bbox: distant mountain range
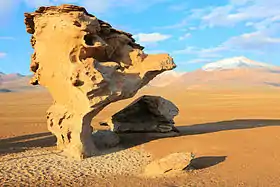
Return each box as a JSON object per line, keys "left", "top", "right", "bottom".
{"left": 202, "top": 56, "right": 279, "bottom": 71}
{"left": 0, "top": 73, "right": 40, "bottom": 92}
{"left": 150, "top": 56, "right": 280, "bottom": 89}
{"left": 1, "top": 56, "right": 280, "bottom": 92}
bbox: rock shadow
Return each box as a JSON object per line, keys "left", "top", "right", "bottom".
{"left": 176, "top": 119, "right": 280, "bottom": 136}
{"left": 119, "top": 119, "right": 280, "bottom": 149}
{"left": 188, "top": 156, "right": 227, "bottom": 170}
{"left": 0, "top": 132, "right": 55, "bottom": 156}
{"left": 1, "top": 119, "right": 280, "bottom": 157}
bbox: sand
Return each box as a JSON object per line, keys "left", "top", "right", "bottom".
{"left": 1, "top": 87, "right": 280, "bottom": 186}
{"left": 0, "top": 148, "right": 151, "bottom": 186}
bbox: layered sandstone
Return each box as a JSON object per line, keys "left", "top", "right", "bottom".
{"left": 24, "top": 4, "right": 176, "bottom": 159}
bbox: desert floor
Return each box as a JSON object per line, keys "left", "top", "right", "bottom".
{"left": 1, "top": 87, "right": 280, "bottom": 186}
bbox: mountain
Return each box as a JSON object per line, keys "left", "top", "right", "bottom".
{"left": 1, "top": 56, "right": 280, "bottom": 92}
{"left": 1, "top": 73, "right": 25, "bottom": 81}
{"left": 151, "top": 56, "right": 280, "bottom": 89}
{"left": 202, "top": 56, "right": 278, "bottom": 71}
{"left": 0, "top": 73, "right": 41, "bottom": 92}
{"left": 149, "top": 70, "right": 184, "bottom": 87}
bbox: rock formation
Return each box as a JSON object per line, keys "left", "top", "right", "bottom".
{"left": 24, "top": 5, "right": 176, "bottom": 159}
{"left": 92, "top": 130, "right": 120, "bottom": 149}
{"left": 100, "top": 95, "right": 179, "bottom": 133}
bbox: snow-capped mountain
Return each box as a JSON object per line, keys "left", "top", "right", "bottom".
{"left": 150, "top": 56, "right": 280, "bottom": 89}
{"left": 202, "top": 56, "right": 278, "bottom": 71}
{"left": 149, "top": 70, "right": 184, "bottom": 87}
{"left": 1, "top": 56, "right": 280, "bottom": 91}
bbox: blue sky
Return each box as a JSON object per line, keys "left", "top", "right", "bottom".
{"left": 0, "top": 0, "right": 280, "bottom": 74}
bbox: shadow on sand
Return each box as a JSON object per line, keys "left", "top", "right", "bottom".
{"left": 0, "top": 132, "right": 55, "bottom": 155}
{"left": 176, "top": 119, "right": 280, "bottom": 136}
{"left": 118, "top": 119, "right": 280, "bottom": 148}
{"left": 189, "top": 156, "right": 227, "bottom": 170}
{"left": 1, "top": 119, "right": 280, "bottom": 168}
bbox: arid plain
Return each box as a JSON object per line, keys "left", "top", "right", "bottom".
{"left": 1, "top": 86, "right": 280, "bottom": 186}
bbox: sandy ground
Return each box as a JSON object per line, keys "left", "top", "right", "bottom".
{"left": 1, "top": 87, "right": 280, "bottom": 186}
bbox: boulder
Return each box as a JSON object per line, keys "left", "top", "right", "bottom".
{"left": 92, "top": 130, "right": 120, "bottom": 149}
{"left": 100, "top": 95, "right": 179, "bottom": 133}
{"left": 144, "top": 152, "right": 194, "bottom": 176}
{"left": 24, "top": 4, "right": 176, "bottom": 159}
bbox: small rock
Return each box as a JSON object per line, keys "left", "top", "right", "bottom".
{"left": 144, "top": 152, "right": 194, "bottom": 176}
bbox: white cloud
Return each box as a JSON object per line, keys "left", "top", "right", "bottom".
{"left": 173, "top": 46, "right": 195, "bottom": 54}
{"left": 247, "top": 15, "right": 280, "bottom": 30}
{"left": 174, "top": 46, "right": 227, "bottom": 58}
{"left": 188, "top": 58, "right": 213, "bottom": 64}
{"left": 155, "top": 19, "right": 188, "bottom": 30}
{"left": 199, "top": 46, "right": 228, "bottom": 58}
{"left": 201, "top": 5, "right": 235, "bottom": 27}
{"left": 179, "top": 33, "right": 191, "bottom": 40}
{"left": 0, "top": 52, "right": 7, "bottom": 58}
{"left": 225, "top": 31, "right": 280, "bottom": 52}
{"left": 223, "top": 21, "right": 280, "bottom": 53}
{"left": 175, "top": 21, "right": 280, "bottom": 59}
{"left": 134, "top": 33, "right": 171, "bottom": 43}
{"left": 192, "top": 0, "right": 280, "bottom": 28}
{"left": 175, "top": 28, "right": 280, "bottom": 58}
{"left": 189, "top": 7, "right": 213, "bottom": 19}
{"left": 173, "top": 1, "right": 280, "bottom": 57}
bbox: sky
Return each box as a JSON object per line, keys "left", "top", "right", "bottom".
{"left": 0, "top": 0, "right": 280, "bottom": 74}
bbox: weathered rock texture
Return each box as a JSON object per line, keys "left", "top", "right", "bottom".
{"left": 92, "top": 130, "right": 120, "bottom": 149}
{"left": 100, "top": 95, "right": 179, "bottom": 133}
{"left": 24, "top": 5, "right": 176, "bottom": 159}
{"left": 144, "top": 152, "right": 194, "bottom": 176}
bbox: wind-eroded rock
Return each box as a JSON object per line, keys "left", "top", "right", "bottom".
{"left": 100, "top": 95, "right": 179, "bottom": 133}
{"left": 24, "top": 4, "right": 176, "bottom": 159}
